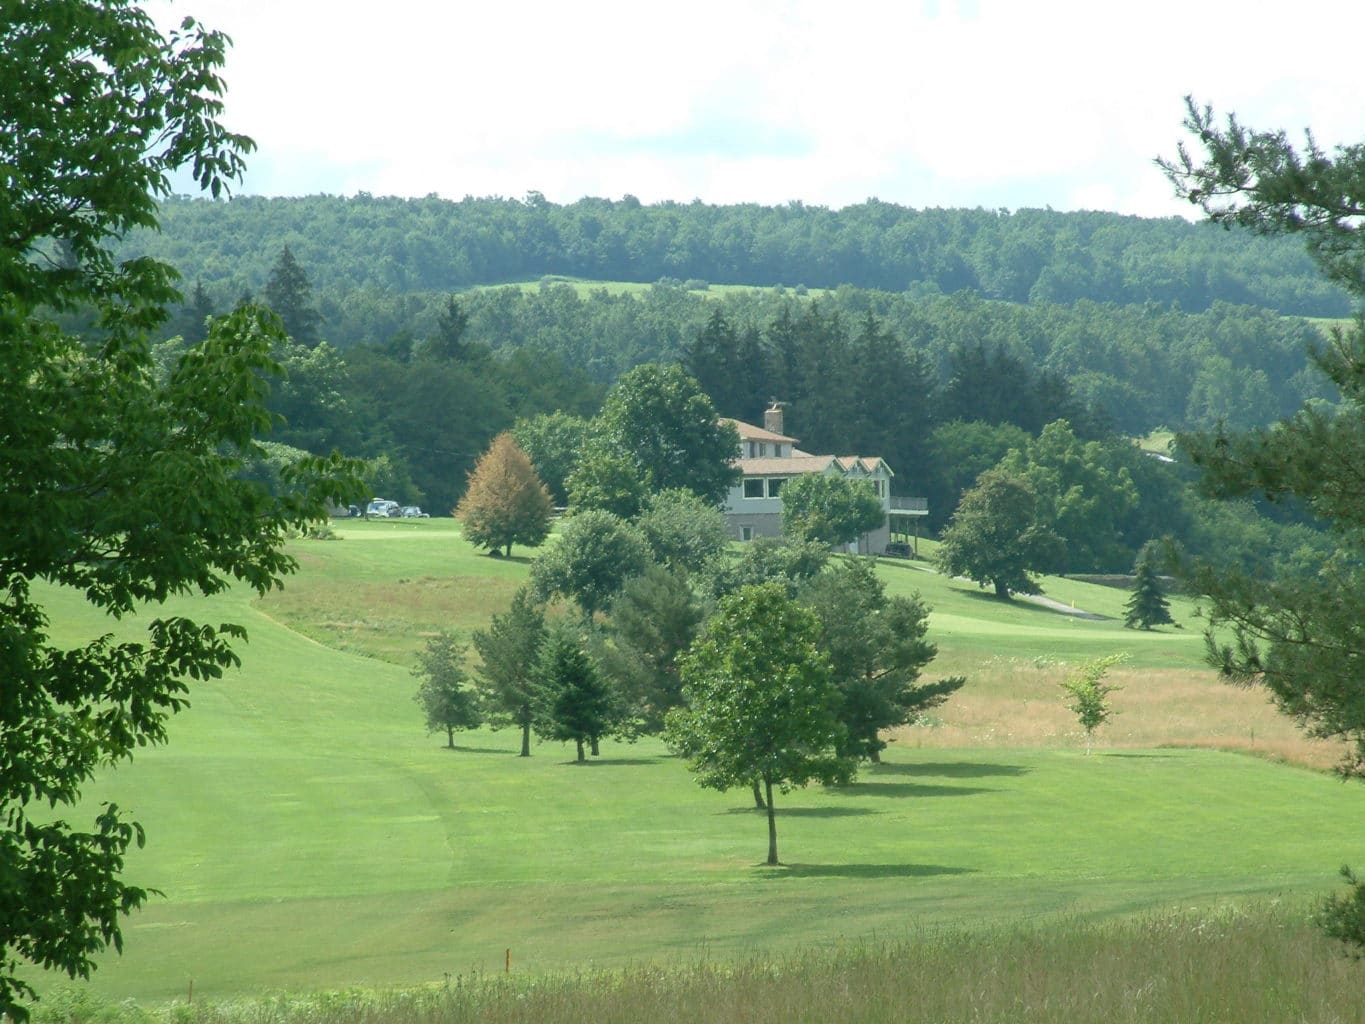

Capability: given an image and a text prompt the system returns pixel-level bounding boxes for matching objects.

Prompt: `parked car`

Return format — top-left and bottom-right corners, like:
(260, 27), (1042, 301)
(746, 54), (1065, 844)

(366, 499), (401, 518)
(400, 506), (429, 518)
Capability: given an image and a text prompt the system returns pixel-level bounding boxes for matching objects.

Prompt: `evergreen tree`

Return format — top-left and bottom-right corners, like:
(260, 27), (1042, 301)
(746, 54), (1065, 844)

(456, 432), (553, 557)
(597, 564), (708, 732)
(471, 587), (547, 757)
(800, 559), (965, 762)
(1124, 555), (1175, 630)
(412, 632), (482, 747)
(535, 621), (618, 762)
(262, 244), (321, 347)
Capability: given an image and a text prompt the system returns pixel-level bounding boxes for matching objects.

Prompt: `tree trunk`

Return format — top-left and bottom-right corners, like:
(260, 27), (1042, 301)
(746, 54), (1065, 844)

(590, 735), (600, 756)
(505, 541), (512, 558)
(751, 779), (766, 809)
(765, 777), (778, 866)
(446, 725), (454, 749)
(520, 712), (531, 757)
(994, 579), (1011, 599)
(575, 737), (585, 762)
(869, 746), (881, 764)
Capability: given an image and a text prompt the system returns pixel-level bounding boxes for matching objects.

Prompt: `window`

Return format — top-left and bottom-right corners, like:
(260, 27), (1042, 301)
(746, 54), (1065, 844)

(758, 442), (768, 456)
(766, 478), (784, 498)
(743, 478), (765, 498)
(740, 526), (754, 541)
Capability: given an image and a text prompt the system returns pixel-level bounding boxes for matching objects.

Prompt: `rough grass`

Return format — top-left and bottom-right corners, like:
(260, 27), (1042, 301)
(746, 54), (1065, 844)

(36, 906), (1365, 1024)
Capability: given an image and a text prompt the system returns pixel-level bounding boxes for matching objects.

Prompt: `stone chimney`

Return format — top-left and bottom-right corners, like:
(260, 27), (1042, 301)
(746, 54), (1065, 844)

(764, 401), (785, 436)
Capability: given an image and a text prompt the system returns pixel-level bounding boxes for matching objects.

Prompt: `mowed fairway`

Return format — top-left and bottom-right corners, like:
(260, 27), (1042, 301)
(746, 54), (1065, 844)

(40, 521), (1365, 1002)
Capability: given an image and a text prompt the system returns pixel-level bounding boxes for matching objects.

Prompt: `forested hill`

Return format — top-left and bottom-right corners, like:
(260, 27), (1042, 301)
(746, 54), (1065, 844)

(127, 194), (1347, 319)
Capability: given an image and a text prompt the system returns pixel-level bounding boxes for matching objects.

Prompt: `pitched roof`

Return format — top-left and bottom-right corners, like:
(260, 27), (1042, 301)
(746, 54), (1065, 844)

(738, 454), (894, 477)
(720, 417), (798, 445)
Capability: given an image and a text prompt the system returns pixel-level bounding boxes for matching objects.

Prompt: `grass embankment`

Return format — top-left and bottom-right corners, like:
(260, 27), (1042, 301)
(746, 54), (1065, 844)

(35, 519), (1364, 1010)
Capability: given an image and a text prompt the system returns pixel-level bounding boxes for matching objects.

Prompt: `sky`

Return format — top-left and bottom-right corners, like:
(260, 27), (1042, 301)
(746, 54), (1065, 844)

(149, 0), (1365, 219)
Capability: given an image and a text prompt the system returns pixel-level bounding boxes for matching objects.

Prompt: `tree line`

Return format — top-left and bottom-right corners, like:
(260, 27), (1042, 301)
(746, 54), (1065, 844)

(123, 193), (1350, 317)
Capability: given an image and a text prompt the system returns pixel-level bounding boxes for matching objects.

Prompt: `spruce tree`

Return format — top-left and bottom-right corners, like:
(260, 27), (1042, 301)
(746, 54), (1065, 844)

(535, 622), (618, 761)
(262, 244), (321, 347)
(471, 587), (547, 756)
(456, 433), (553, 557)
(1124, 555), (1174, 630)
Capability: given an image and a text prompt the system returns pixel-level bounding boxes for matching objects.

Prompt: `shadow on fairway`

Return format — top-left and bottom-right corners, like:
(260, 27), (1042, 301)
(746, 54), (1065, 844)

(562, 757), (666, 767)
(723, 806), (877, 818)
(777, 862), (976, 879)
(443, 744), (522, 755)
(836, 781), (996, 798)
(871, 761), (1031, 778)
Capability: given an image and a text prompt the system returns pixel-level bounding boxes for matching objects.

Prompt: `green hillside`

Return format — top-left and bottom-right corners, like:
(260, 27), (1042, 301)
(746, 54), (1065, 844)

(39, 522), (1363, 1004)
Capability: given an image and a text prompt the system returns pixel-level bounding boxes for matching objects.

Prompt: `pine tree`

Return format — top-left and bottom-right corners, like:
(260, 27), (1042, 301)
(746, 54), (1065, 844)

(535, 622), (618, 762)
(456, 433), (553, 557)
(262, 245), (321, 347)
(471, 587), (547, 756)
(1124, 555), (1175, 630)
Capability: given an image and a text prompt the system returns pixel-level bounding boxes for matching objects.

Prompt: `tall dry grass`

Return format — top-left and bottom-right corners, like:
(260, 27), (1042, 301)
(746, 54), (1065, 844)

(35, 906), (1364, 1024)
(894, 660), (1349, 773)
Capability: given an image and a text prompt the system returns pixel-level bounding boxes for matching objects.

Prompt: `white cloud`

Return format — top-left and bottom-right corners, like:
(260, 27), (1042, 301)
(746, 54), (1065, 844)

(149, 0), (1365, 215)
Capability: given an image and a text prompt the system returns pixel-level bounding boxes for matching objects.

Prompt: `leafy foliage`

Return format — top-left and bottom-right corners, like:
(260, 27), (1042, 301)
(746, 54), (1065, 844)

(412, 632), (482, 747)
(512, 411), (592, 506)
(935, 468), (1065, 599)
(581, 363), (740, 507)
(1059, 655), (1126, 754)
(1, 6), (362, 1014)
(456, 433), (553, 557)
(530, 510), (651, 620)
(780, 473), (886, 547)
(635, 488), (730, 577)
(667, 583), (855, 865)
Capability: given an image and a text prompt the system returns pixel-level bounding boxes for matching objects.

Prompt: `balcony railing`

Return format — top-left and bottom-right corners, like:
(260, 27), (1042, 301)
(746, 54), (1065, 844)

(889, 496), (929, 515)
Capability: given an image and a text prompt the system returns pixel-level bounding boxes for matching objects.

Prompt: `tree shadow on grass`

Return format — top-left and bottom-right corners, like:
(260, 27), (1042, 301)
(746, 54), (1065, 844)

(775, 862), (976, 879)
(834, 781), (996, 798)
(443, 744), (522, 755)
(560, 757), (666, 767)
(870, 761), (1031, 779)
(722, 806), (877, 818)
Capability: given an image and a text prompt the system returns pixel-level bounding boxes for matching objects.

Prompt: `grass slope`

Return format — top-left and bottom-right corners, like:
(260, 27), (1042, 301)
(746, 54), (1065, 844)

(34, 522), (1365, 1003)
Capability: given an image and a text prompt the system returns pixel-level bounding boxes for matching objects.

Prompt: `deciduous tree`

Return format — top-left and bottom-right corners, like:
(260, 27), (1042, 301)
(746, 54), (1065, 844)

(530, 510), (651, 620)
(780, 473), (886, 548)
(1, 5), (361, 1016)
(666, 583), (855, 866)
(934, 468), (1064, 599)
(456, 432), (553, 557)
(589, 363), (741, 505)
(1060, 655), (1125, 754)
(413, 632), (482, 747)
